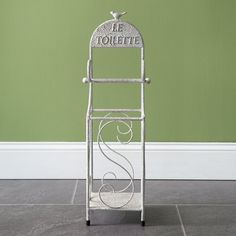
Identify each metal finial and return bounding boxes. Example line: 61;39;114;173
110;11;127;20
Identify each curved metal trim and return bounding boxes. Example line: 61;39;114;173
97;113;135;209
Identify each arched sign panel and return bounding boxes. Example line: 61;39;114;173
90;13;143;48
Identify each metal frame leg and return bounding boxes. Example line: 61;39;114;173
86;118;91;226
89;119;93;196
141;118;145;226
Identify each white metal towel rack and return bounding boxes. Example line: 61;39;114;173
82;11;150;226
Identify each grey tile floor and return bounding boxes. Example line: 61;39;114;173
0;180;236;236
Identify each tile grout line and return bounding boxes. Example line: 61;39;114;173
0;204;85;206
176;205;187;236
150;203;236;206
70;179;79;204
146;203;236;206
1;203;236;206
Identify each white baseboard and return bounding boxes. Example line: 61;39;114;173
0;142;236;180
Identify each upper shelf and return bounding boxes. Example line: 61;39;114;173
88;109;144;121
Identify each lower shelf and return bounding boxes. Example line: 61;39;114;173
90;192;142;211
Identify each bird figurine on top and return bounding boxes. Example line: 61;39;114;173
110;11;127;20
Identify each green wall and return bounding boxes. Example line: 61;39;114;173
0;0;236;141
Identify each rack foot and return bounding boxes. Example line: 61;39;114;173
141;220;145;226
86;220;90;226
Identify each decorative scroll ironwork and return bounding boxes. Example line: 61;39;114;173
97;112;135;209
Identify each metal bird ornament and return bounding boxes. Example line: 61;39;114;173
110;11;127;20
